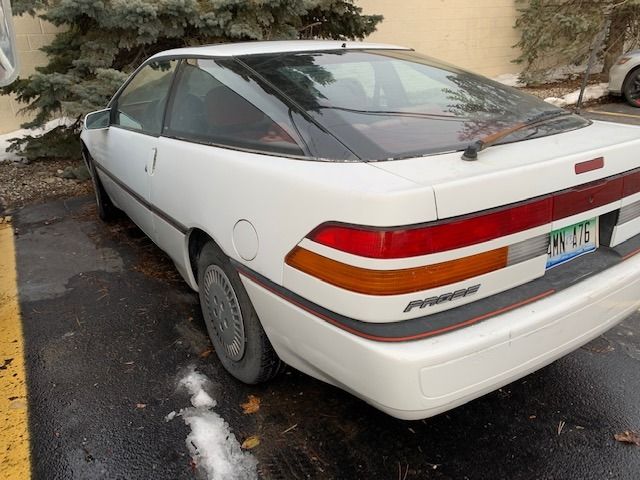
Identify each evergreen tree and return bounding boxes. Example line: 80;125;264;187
514;0;639;84
3;0;382;160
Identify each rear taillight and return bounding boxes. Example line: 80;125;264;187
286;235;548;295
623;170;640;197
619;200;640;225
552;177;623;220
309;198;552;259
286;245;508;295
288;168;640;296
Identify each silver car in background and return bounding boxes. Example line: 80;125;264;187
609;50;640;107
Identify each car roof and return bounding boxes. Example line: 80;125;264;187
150;40;411;59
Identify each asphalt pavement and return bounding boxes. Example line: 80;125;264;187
584;98;640;125
3;103;640;479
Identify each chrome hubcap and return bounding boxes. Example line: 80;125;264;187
202;265;245;361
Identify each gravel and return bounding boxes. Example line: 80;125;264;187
0;158;92;213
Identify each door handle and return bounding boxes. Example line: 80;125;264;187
146;148;158;175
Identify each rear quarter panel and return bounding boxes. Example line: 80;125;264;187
151;137;436;286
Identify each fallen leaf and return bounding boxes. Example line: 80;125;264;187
135;403;147;409
199;348;213;359
241;435;260;450
241;395;260;414
614;430;640;446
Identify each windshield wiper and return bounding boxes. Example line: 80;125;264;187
461;110;572;161
320;105;467;120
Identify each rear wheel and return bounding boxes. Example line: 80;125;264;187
623;67;640;107
83;149;118;221
197;241;283;384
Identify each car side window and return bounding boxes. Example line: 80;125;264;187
113;60;178;136
165;59;305;156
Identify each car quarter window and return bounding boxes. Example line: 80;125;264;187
164;58;307;157
113;59;178;136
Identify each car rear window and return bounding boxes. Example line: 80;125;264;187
239;50;589;161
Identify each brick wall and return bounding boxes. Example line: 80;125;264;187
359;0;521;77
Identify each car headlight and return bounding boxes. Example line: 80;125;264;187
617;57;632;65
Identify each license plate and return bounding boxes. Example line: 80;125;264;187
546;218;598;269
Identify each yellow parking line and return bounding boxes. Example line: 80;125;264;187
0;219;30;480
586;109;640;119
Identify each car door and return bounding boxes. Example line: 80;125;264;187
150;58;309;277
100;58;178;239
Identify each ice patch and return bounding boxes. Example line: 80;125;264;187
168;366;257;480
178;368;216;408
0;117;74;162
182;409;257;480
544;83;610;107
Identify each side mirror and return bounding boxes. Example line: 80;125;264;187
84;108;111;130
0;0;19;87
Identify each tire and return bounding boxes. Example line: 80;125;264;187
623;67;640;108
83;150;118;221
197;241;283;384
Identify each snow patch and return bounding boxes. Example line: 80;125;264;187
544;83;610;107
0;117;74;163
493;73;524;88
182;409;257;480
167;366;257;480
545;63;604;83
178;368;216;408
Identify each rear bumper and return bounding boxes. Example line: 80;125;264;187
241;252;640;420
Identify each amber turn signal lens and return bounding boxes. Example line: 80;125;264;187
285;246;508;296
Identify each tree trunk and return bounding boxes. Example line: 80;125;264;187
602;9;628;81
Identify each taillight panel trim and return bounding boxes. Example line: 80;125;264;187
286;235;550;296
307;167;640;259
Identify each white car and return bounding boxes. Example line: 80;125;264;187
609;50;640;107
81;41;640;420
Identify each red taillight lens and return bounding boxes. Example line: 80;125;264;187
309;198;552;259
623;169;640;197
310;171;640;259
552;177;623;220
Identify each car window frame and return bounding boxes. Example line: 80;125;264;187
107;53;359;161
108;57;182;138
159;54;332;161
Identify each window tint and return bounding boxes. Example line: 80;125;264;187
165;59;305;157
114;60;178;136
241;50;590;161
316;62;376;109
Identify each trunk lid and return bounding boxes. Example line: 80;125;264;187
372;121;640;219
